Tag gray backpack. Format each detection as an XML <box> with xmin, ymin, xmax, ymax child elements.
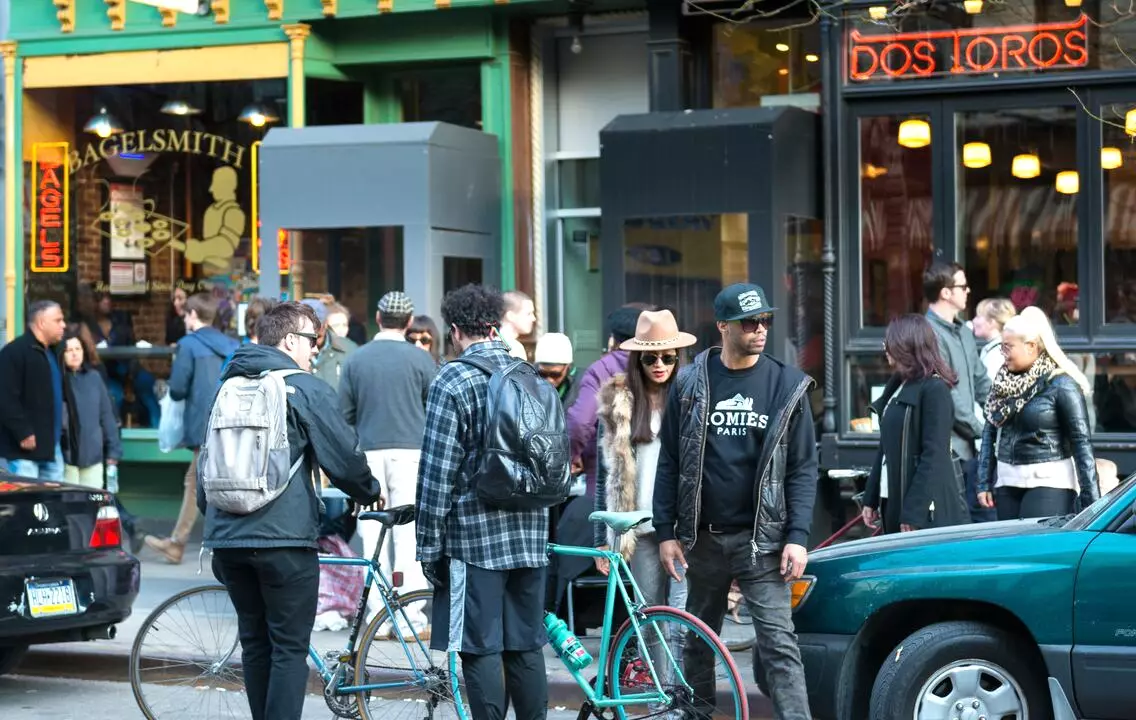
<box><xmin>199</xmin><ymin>369</ymin><xmax>305</xmax><ymax>515</ymax></box>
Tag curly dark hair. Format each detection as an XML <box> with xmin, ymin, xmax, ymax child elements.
<box><xmin>441</xmin><ymin>284</ymin><xmax>504</xmax><ymax>340</ymax></box>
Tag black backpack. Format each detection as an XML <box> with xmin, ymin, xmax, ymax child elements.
<box><xmin>453</xmin><ymin>354</ymin><xmax>572</xmax><ymax>510</ymax></box>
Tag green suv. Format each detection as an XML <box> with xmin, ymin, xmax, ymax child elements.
<box><xmin>791</xmin><ymin>474</ymin><xmax>1136</xmax><ymax>720</ymax></box>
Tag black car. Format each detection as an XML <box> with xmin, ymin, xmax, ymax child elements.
<box><xmin>0</xmin><ymin>473</ymin><xmax>140</xmax><ymax>674</ymax></box>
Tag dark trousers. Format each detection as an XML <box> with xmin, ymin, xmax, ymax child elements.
<box><xmin>212</xmin><ymin>547</ymin><xmax>319</xmax><ymax>720</ymax></box>
<box><xmin>462</xmin><ymin>649</ymin><xmax>548</xmax><ymax>720</ymax></box>
<box><xmin>994</xmin><ymin>486</ymin><xmax>1076</xmax><ymax>520</ymax></box>
<box><xmin>685</xmin><ymin>532</ymin><xmax>811</xmax><ymax>720</ymax></box>
<box><xmin>965</xmin><ymin>458</ymin><xmax>998</xmax><ymax>522</ymax></box>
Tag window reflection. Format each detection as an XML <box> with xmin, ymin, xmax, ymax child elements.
<box><xmin>957</xmin><ymin>107</ymin><xmax>1078</xmax><ymax>321</ymax></box>
<box><xmin>623</xmin><ymin>214</ymin><xmax>748</xmax><ymax>349</ymax></box>
<box><xmin>1101</xmin><ymin>104</ymin><xmax>1136</xmax><ymax>324</ymax></box>
<box><xmin>1094</xmin><ymin>352</ymin><xmax>1136</xmax><ymax>433</ymax></box>
<box><xmin>785</xmin><ymin>216</ymin><xmax>825</xmax><ymax>428</ymax></box>
<box><xmin>713</xmin><ymin>23</ymin><xmax>822</xmax><ymax>108</ymax></box>
<box><xmin>847</xmin><ymin>353</ymin><xmax>891</xmax><ymax>433</ymax></box>
<box><xmin>860</xmin><ymin>115</ymin><xmax>933</xmax><ymax>326</ymax></box>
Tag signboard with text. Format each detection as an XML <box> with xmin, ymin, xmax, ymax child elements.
<box><xmin>30</xmin><ymin>143</ymin><xmax>70</xmax><ymax>273</ymax></box>
<box><xmin>848</xmin><ymin>15</ymin><xmax>1089</xmax><ymax>83</ymax></box>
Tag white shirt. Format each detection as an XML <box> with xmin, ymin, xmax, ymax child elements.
<box><xmin>634</xmin><ymin>411</ymin><xmax>663</xmax><ymax>535</ymax></box>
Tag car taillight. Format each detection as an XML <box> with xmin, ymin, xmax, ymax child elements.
<box><xmin>90</xmin><ymin>505</ymin><xmax>122</xmax><ymax>549</ymax></box>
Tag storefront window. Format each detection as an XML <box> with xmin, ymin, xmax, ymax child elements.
<box><xmin>1101</xmin><ymin>103</ymin><xmax>1136</xmax><ymax>324</ymax></box>
<box><xmin>957</xmin><ymin>107</ymin><xmax>1078</xmax><ymax>320</ymax></box>
<box><xmin>298</xmin><ymin>227</ymin><xmax>403</xmax><ymax>339</ymax></box>
<box><xmin>1095</xmin><ymin>352</ymin><xmax>1136</xmax><ymax>433</ymax></box>
<box><xmin>24</xmin><ymin>81</ymin><xmax>286</xmax><ymax>428</ymax></box>
<box><xmin>847</xmin><ymin>353</ymin><xmax>891</xmax><ymax>433</ymax></box>
<box><xmin>859</xmin><ymin>114</ymin><xmax>933</xmax><ymax>326</ymax></box>
<box><xmin>845</xmin><ymin>1</ymin><xmax>1136</xmax><ymax>85</ymax></box>
<box><xmin>785</xmin><ymin>216</ymin><xmax>825</xmax><ymax>426</ymax></box>
<box><xmin>396</xmin><ymin>65</ymin><xmax>482</xmax><ymax>130</ymax></box>
<box><xmin>558</xmin><ymin>159</ymin><xmax>600</xmax><ymax>209</ymax></box>
<box><xmin>713</xmin><ymin>23</ymin><xmax>821</xmax><ymax>109</ymax></box>
<box><xmin>623</xmin><ymin>214</ymin><xmax>749</xmax><ymax>349</ymax></box>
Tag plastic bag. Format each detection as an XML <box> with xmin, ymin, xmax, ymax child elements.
<box><xmin>158</xmin><ymin>394</ymin><xmax>185</xmax><ymax>453</ymax></box>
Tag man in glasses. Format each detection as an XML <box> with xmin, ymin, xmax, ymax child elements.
<box><xmin>923</xmin><ymin>260</ymin><xmax>992</xmax><ymax>522</ymax></box>
<box><xmin>303</xmin><ymin>298</ymin><xmax>358</xmax><ymax>392</ymax></box>
<box><xmin>144</xmin><ymin>292</ymin><xmax>239</xmax><ymax>564</ymax></box>
<box><xmin>339</xmin><ymin>290</ymin><xmax>437</xmax><ymax>631</ymax></box>
<box><xmin>534</xmin><ymin>332</ymin><xmax>575</xmax><ymax>403</ymax></box>
<box><xmin>654</xmin><ymin>282</ymin><xmax>817</xmax><ymax>720</ymax></box>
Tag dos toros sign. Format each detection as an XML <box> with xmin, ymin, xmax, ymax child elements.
<box><xmin>848</xmin><ymin>15</ymin><xmax>1089</xmax><ymax>82</ymax></box>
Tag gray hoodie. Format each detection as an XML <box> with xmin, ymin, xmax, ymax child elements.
<box><xmin>926</xmin><ymin>310</ymin><xmax>992</xmax><ymax>459</ymax></box>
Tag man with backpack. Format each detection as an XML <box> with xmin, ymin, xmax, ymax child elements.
<box><xmin>417</xmin><ymin>283</ymin><xmax>571</xmax><ymax>720</ymax></box>
<box><xmin>198</xmin><ymin>301</ymin><xmax>382</xmax><ymax>720</ymax></box>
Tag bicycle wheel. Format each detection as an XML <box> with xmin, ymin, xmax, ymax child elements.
<box><xmin>605</xmin><ymin>606</ymin><xmax>749</xmax><ymax>720</ymax></box>
<box><xmin>354</xmin><ymin>588</ymin><xmax>468</xmax><ymax>720</ymax></box>
<box><xmin>130</xmin><ymin>585</ymin><xmax>250</xmax><ymax>720</ymax></box>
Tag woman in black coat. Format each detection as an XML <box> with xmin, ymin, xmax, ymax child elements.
<box><xmin>862</xmin><ymin>314</ymin><xmax>971</xmax><ymax>533</ymax></box>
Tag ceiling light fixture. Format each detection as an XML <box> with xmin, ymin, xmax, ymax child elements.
<box><xmin>160</xmin><ymin>99</ymin><xmax>202</xmax><ymax>116</ymax></box>
<box><xmin>1064</xmin><ymin>0</ymin><xmax>1083</xmax><ymax>6</ymax></box>
<box><xmin>897</xmin><ymin>119</ymin><xmax>931</xmax><ymax>148</ymax></box>
<box><xmin>962</xmin><ymin>142</ymin><xmax>991</xmax><ymax>168</ymax></box>
<box><xmin>84</xmin><ymin>107</ymin><xmax>123</xmax><ymax>139</ymax></box>
<box><xmin>868</xmin><ymin>6</ymin><xmax>887</xmax><ymax>20</ymax></box>
<box><xmin>1126</xmin><ymin>108</ymin><xmax>1136</xmax><ymax>136</ymax></box>
<box><xmin>1102</xmin><ymin>147</ymin><xmax>1124</xmax><ymax>169</ymax></box>
<box><xmin>805</xmin><ymin>53</ymin><xmax>819</xmax><ymax>63</ymax></box>
<box><xmin>238</xmin><ymin>102</ymin><xmax>279</xmax><ymax>128</ymax></box>
<box><xmin>1011</xmin><ymin>153</ymin><xmax>1041</xmax><ymax>179</ymax></box>
<box><xmin>1055</xmin><ymin>170</ymin><xmax>1079</xmax><ymax>194</ymax></box>
<box><xmin>964</xmin><ymin>0</ymin><xmax>983</xmax><ymax>13</ymax></box>
<box><xmin>776</xmin><ymin>43</ymin><xmax>790</xmax><ymax>52</ymax></box>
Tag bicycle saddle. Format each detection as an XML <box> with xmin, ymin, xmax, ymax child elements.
<box><xmin>589</xmin><ymin>511</ymin><xmax>652</xmax><ymax>535</ymax></box>
<box><xmin>360</xmin><ymin>504</ymin><xmax>416</xmax><ymax>527</ymax></box>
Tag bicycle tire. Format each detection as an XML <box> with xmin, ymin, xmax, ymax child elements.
<box><xmin>355</xmin><ymin>588</ymin><xmax>468</xmax><ymax>720</ymax></box>
<box><xmin>604</xmin><ymin>606</ymin><xmax>749</xmax><ymax>720</ymax></box>
<box><xmin>130</xmin><ymin>584</ymin><xmax>244</xmax><ymax>720</ymax></box>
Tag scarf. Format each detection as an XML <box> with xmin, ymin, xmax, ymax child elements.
<box><xmin>985</xmin><ymin>352</ymin><xmax>1057</xmax><ymax>428</ymax></box>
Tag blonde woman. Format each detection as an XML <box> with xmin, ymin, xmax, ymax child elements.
<box><xmin>976</xmin><ymin>306</ymin><xmax>1099</xmax><ymax>519</ymax></box>
<box><xmin>972</xmin><ymin>297</ymin><xmax>1016</xmax><ymax>384</ymax></box>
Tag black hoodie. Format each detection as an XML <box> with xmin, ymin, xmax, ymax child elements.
<box><xmin>196</xmin><ymin>344</ymin><xmax>381</xmax><ymax>549</ymax></box>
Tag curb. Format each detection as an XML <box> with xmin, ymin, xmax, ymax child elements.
<box><xmin>19</xmin><ymin>646</ymin><xmax>773</xmax><ymax>716</ymax></box>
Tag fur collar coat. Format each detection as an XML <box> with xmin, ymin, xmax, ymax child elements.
<box><xmin>596</xmin><ymin>373</ymin><xmax>646</xmax><ymax>557</ymax></box>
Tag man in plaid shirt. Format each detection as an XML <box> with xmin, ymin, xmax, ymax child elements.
<box><xmin>416</xmin><ymin>283</ymin><xmax>550</xmax><ymax>720</ymax></box>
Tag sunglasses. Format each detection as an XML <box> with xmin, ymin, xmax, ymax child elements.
<box><xmin>291</xmin><ymin>331</ymin><xmax>319</xmax><ymax>349</ymax></box>
<box><xmin>407</xmin><ymin>334</ymin><xmax>433</xmax><ymax>348</ymax></box>
<box><xmin>738</xmin><ymin>315</ymin><xmax>774</xmax><ymax>333</ymax></box>
<box><xmin>538</xmin><ymin>365</ymin><xmax>568</xmax><ymax>379</ymax></box>
<box><xmin>640</xmin><ymin>353</ymin><xmax>678</xmax><ymax>367</ymax></box>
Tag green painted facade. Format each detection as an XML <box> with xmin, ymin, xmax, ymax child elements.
<box><xmin>9</xmin><ymin>1</ymin><xmax>535</xmax><ymax>465</ymax></box>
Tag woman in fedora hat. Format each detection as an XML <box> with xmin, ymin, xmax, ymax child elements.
<box><xmin>592</xmin><ymin>309</ymin><xmax>697</xmax><ymax>605</ymax></box>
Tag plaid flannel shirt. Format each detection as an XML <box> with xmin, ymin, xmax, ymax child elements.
<box><xmin>415</xmin><ymin>341</ymin><xmax>549</xmax><ymax>570</ymax></box>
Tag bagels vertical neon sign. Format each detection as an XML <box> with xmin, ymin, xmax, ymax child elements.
<box><xmin>30</xmin><ymin>142</ymin><xmax>70</xmax><ymax>273</ymax></box>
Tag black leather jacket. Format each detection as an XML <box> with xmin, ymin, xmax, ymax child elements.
<box><xmin>653</xmin><ymin>348</ymin><xmax>818</xmax><ymax>557</ymax></box>
<box><xmin>977</xmin><ymin>373</ymin><xmax>1099</xmax><ymax>508</ymax></box>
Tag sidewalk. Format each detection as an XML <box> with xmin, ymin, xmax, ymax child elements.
<box><xmin>17</xmin><ymin>538</ymin><xmax>773</xmax><ymax>716</ymax></box>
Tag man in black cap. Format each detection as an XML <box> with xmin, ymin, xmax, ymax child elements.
<box><xmin>653</xmin><ymin>283</ymin><xmax>816</xmax><ymax>720</ymax></box>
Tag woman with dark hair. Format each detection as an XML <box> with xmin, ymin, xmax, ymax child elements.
<box><xmin>166</xmin><ymin>287</ymin><xmax>188</xmax><ymax>346</ymax></box>
<box><xmin>862</xmin><ymin>314</ymin><xmax>970</xmax><ymax>533</ymax></box>
<box><xmin>406</xmin><ymin>314</ymin><xmax>442</xmax><ymax>365</ymax></box>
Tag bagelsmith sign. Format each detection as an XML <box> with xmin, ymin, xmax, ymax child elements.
<box><xmin>848</xmin><ymin>15</ymin><xmax>1088</xmax><ymax>82</ymax></box>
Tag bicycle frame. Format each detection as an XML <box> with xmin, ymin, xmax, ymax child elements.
<box><xmin>311</xmin><ymin>522</ymin><xmax>432</xmax><ymax>697</ymax></box>
<box><xmin>545</xmin><ymin>542</ymin><xmax>677</xmax><ymax>710</ymax></box>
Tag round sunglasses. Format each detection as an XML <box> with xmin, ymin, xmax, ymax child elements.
<box><xmin>640</xmin><ymin>353</ymin><xmax>678</xmax><ymax>367</ymax></box>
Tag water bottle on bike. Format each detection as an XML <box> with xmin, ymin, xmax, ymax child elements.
<box><xmin>544</xmin><ymin>612</ymin><xmax>592</xmax><ymax>670</ymax></box>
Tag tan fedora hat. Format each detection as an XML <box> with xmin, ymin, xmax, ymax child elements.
<box><xmin>619</xmin><ymin>310</ymin><xmax>697</xmax><ymax>351</ymax></box>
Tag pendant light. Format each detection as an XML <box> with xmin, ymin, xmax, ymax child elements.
<box><xmin>962</xmin><ymin>142</ymin><xmax>991</xmax><ymax>168</ymax></box>
<box><xmin>160</xmin><ymin>99</ymin><xmax>202</xmax><ymax>116</ymax></box>
<box><xmin>868</xmin><ymin>6</ymin><xmax>887</xmax><ymax>20</ymax></box>
<box><xmin>1011</xmin><ymin>153</ymin><xmax>1041</xmax><ymax>179</ymax></box>
<box><xmin>1064</xmin><ymin>0</ymin><xmax>1083</xmax><ymax>6</ymax></box>
<box><xmin>897</xmin><ymin>119</ymin><xmax>931</xmax><ymax>148</ymax></box>
<box><xmin>1126</xmin><ymin>108</ymin><xmax>1136</xmax><ymax>136</ymax></box>
<box><xmin>84</xmin><ymin>107</ymin><xmax>123</xmax><ymax>139</ymax></box>
<box><xmin>964</xmin><ymin>0</ymin><xmax>983</xmax><ymax>13</ymax></box>
<box><xmin>238</xmin><ymin>102</ymin><xmax>279</xmax><ymax>128</ymax></box>
<box><xmin>1055</xmin><ymin>171</ymin><xmax>1079</xmax><ymax>194</ymax></box>
<box><xmin>1102</xmin><ymin>147</ymin><xmax>1123</xmax><ymax>169</ymax></box>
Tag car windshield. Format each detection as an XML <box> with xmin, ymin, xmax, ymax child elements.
<box><xmin>1063</xmin><ymin>474</ymin><xmax>1136</xmax><ymax>530</ymax></box>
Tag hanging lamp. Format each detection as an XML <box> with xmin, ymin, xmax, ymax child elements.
<box><xmin>964</xmin><ymin>0</ymin><xmax>983</xmax><ymax>13</ymax></box>
<box><xmin>897</xmin><ymin>119</ymin><xmax>931</xmax><ymax>148</ymax></box>
<box><xmin>160</xmin><ymin>99</ymin><xmax>202</xmax><ymax>116</ymax></box>
<box><xmin>238</xmin><ymin>102</ymin><xmax>280</xmax><ymax>128</ymax></box>
<box><xmin>84</xmin><ymin>107</ymin><xmax>123</xmax><ymax>139</ymax></box>
<box><xmin>868</xmin><ymin>6</ymin><xmax>887</xmax><ymax>20</ymax></box>
<box><xmin>1064</xmin><ymin>0</ymin><xmax>1083</xmax><ymax>6</ymax></box>
<box><xmin>962</xmin><ymin>142</ymin><xmax>991</xmax><ymax>168</ymax></box>
<box><xmin>1102</xmin><ymin>147</ymin><xmax>1123</xmax><ymax>169</ymax></box>
<box><xmin>1055</xmin><ymin>171</ymin><xmax>1079</xmax><ymax>194</ymax></box>
<box><xmin>1011</xmin><ymin>153</ymin><xmax>1041</xmax><ymax>179</ymax></box>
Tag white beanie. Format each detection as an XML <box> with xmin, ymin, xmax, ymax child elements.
<box><xmin>534</xmin><ymin>332</ymin><xmax>573</xmax><ymax>365</ymax></box>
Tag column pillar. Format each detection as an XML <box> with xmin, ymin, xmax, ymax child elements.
<box><xmin>647</xmin><ymin>0</ymin><xmax>690</xmax><ymax>112</ymax></box>
<box><xmin>283</xmin><ymin>23</ymin><xmax>309</xmax><ymax>300</ymax></box>
<box><xmin>2</xmin><ymin>42</ymin><xmax>17</xmax><ymax>341</ymax></box>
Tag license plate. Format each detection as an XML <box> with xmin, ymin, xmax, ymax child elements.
<box><xmin>26</xmin><ymin>579</ymin><xmax>78</xmax><ymax>618</ymax></box>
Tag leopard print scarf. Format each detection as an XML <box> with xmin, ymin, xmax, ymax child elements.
<box><xmin>985</xmin><ymin>352</ymin><xmax>1057</xmax><ymax>428</ymax></box>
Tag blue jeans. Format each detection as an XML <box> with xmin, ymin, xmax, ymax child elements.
<box><xmin>9</xmin><ymin>443</ymin><xmax>65</xmax><ymax>481</ymax></box>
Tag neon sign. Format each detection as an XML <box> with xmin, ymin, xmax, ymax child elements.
<box><xmin>30</xmin><ymin>142</ymin><xmax>70</xmax><ymax>273</ymax></box>
<box><xmin>848</xmin><ymin>15</ymin><xmax>1088</xmax><ymax>82</ymax></box>
<box><xmin>249</xmin><ymin>141</ymin><xmax>290</xmax><ymax>276</ymax></box>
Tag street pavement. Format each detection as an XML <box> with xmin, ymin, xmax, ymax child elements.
<box><xmin>10</xmin><ymin>537</ymin><xmax>772</xmax><ymax>718</ymax></box>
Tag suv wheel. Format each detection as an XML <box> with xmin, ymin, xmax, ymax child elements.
<box><xmin>0</xmin><ymin>645</ymin><xmax>28</xmax><ymax>676</ymax></box>
<box><xmin>869</xmin><ymin>621</ymin><xmax>1051</xmax><ymax>720</ymax></box>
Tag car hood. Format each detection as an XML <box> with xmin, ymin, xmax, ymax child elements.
<box><xmin>811</xmin><ymin>517</ymin><xmax>1066</xmax><ymax>562</ymax></box>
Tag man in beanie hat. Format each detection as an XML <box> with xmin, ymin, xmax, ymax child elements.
<box><xmin>566</xmin><ymin>303</ymin><xmax>656</xmax><ymax>496</ymax></box>
<box><xmin>654</xmin><ymin>282</ymin><xmax>816</xmax><ymax>719</ymax></box>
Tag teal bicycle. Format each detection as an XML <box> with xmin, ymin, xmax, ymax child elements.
<box><xmin>449</xmin><ymin>510</ymin><xmax>749</xmax><ymax>720</ymax></box>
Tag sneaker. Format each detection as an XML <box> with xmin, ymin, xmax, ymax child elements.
<box><xmin>143</xmin><ymin>535</ymin><xmax>185</xmax><ymax>564</ymax></box>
